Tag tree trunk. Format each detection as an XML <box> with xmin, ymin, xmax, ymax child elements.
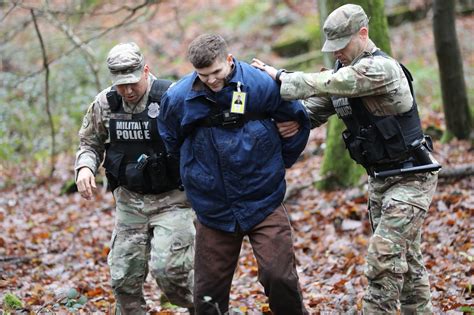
<box><xmin>433</xmin><ymin>0</ymin><xmax>472</xmax><ymax>141</ymax></box>
<box><xmin>360</xmin><ymin>0</ymin><xmax>391</xmax><ymax>54</ymax></box>
<box><xmin>317</xmin><ymin>0</ymin><xmax>390</xmax><ymax>190</ymax></box>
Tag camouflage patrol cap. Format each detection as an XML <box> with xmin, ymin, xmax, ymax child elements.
<box><xmin>106</xmin><ymin>42</ymin><xmax>145</xmax><ymax>85</ymax></box>
<box><xmin>321</xmin><ymin>4</ymin><xmax>368</xmax><ymax>52</ymax></box>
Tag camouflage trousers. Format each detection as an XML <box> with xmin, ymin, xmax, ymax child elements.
<box><xmin>363</xmin><ymin>171</ymin><xmax>438</xmax><ymax>315</ymax></box>
<box><xmin>108</xmin><ymin>186</ymin><xmax>195</xmax><ymax>315</ymax></box>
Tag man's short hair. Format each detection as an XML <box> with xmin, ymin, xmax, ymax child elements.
<box><xmin>187</xmin><ymin>34</ymin><xmax>228</xmax><ymax>69</ymax></box>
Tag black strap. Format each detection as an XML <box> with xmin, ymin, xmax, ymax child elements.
<box><xmin>106</xmin><ymin>86</ymin><xmax>121</xmax><ymax>112</ymax></box>
<box><xmin>107</xmin><ymin>79</ymin><xmax>172</xmax><ymax>113</ymax></box>
<box><xmin>149</xmin><ymin>79</ymin><xmax>172</xmax><ymax>103</ymax></box>
<box><xmin>399</xmin><ymin>63</ymin><xmax>415</xmax><ymax>97</ymax></box>
<box><xmin>197</xmin><ymin>111</ymin><xmax>270</xmax><ymax>128</ymax></box>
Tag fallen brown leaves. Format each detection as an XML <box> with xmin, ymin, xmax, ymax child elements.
<box><xmin>2</xmin><ymin>12</ymin><xmax>474</xmax><ymax>314</ymax></box>
<box><xmin>0</xmin><ymin>132</ymin><xmax>472</xmax><ymax>313</ymax></box>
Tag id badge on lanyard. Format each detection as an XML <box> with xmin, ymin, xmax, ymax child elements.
<box><xmin>230</xmin><ymin>81</ymin><xmax>246</xmax><ymax>114</ymax></box>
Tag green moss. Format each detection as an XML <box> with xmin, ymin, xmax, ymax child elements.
<box><xmin>222</xmin><ymin>1</ymin><xmax>271</xmax><ymax>30</ymax></box>
<box><xmin>440</xmin><ymin>130</ymin><xmax>455</xmax><ymax>144</ymax></box>
<box><xmin>272</xmin><ymin>38</ymin><xmax>311</xmax><ymax>58</ymax></box>
<box><xmin>3</xmin><ymin>293</ymin><xmax>23</xmax><ymax>311</ymax></box>
<box><xmin>272</xmin><ymin>16</ymin><xmax>321</xmax><ymax>57</ymax></box>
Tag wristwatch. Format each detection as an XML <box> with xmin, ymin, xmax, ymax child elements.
<box><xmin>275</xmin><ymin>69</ymin><xmax>287</xmax><ymax>84</ymax></box>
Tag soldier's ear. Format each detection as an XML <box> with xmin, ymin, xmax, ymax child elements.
<box><xmin>359</xmin><ymin>27</ymin><xmax>369</xmax><ymax>39</ymax></box>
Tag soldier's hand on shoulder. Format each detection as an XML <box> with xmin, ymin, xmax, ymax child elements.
<box><xmin>76</xmin><ymin>167</ymin><xmax>96</xmax><ymax>200</ymax></box>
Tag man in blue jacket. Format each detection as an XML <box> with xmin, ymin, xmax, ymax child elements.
<box><xmin>158</xmin><ymin>34</ymin><xmax>309</xmax><ymax>315</ymax></box>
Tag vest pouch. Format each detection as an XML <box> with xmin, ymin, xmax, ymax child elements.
<box><xmin>359</xmin><ymin>124</ymin><xmax>385</xmax><ymax>165</ymax></box>
<box><xmin>103</xmin><ymin>151</ymin><xmax>124</xmax><ymax>192</ymax></box>
<box><xmin>374</xmin><ymin>116</ymin><xmax>407</xmax><ymax>159</ymax></box>
<box><xmin>144</xmin><ymin>154</ymin><xmax>170</xmax><ymax>193</ymax></box>
<box><xmin>124</xmin><ymin>162</ymin><xmax>148</xmax><ymax>193</ymax></box>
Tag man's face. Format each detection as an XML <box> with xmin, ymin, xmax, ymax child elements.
<box><xmin>195</xmin><ymin>54</ymin><xmax>233</xmax><ymax>92</ymax></box>
<box><xmin>333</xmin><ymin>31</ymin><xmax>365</xmax><ymax>66</ymax></box>
<box><xmin>115</xmin><ymin>65</ymin><xmax>149</xmax><ymax>104</ymax></box>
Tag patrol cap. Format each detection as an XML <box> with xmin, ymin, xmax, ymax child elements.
<box><xmin>321</xmin><ymin>4</ymin><xmax>368</xmax><ymax>52</ymax></box>
<box><xmin>106</xmin><ymin>42</ymin><xmax>145</xmax><ymax>85</ymax></box>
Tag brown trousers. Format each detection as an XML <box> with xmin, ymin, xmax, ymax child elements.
<box><xmin>193</xmin><ymin>205</ymin><xmax>308</xmax><ymax>315</ymax></box>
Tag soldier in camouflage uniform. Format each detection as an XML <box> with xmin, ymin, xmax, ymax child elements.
<box><xmin>75</xmin><ymin>42</ymin><xmax>195</xmax><ymax>314</ymax></box>
<box><xmin>253</xmin><ymin>4</ymin><xmax>439</xmax><ymax>314</ymax></box>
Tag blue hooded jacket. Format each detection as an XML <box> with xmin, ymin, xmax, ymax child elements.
<box><xmin>158</xmin><ymin>59</ymin><xmax>309</xmax><ymax>232</ymax></box>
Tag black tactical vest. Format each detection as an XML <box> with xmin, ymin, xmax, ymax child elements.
<box><xmin>332</xmin><ymin>50</ymin><xmax>424</xmax><ymax>169</ymax></box>
<box><xmin>103</xmin><ymin>79</ymin><xmax>180</xmax><ymax>194</ymax></box>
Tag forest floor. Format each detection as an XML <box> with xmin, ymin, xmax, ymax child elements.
<box><xmin>0</xmin><ymin>11</ymin><xmax>473</xmax><ymax>315</ymax></box>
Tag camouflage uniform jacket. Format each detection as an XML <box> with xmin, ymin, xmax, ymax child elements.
<box><xmin>280</xmin><ymin>40</ymin><xmax>414</xmax><ymax>129</ymax></box>
<box><xmin>75</xmin><ymin>74</ymin><xmax>155</xmax><ymax>177</ymax></box>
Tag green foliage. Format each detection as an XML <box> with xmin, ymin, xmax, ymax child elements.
<box><xmin>66</xmin><ymin>288</ymin><xmax>79</xmax><ymax>299</ymax></box>
<box><xmin>405</xmin><ymin>59</ymin><xmax>443</xmax><ymax>112</ymax></box>
<box><xmin>60</xmin><ymin>179</ymin><xmax>78</xmax><ymax>195</ymax></box>
<box><xmin>80</xmin><ymin>0</ymin><xmax>100</xmax><ymax>10</ymax></box>
<box><xmin>57</xmin><ymin>288</ymin><xmax>87</xmax><ymax>312</ymax></box>
<box><xmin>222</xmin><ymin>1</ymin><xmax>271</xmax><ymax>30</ymax></box>
<box><xmin>178</xmin><ymin>1</ymin><xmax>270</xmax><ymax>35</ymax></box>
<box><xmin>159</xmin><ymin>293</ymin><xmax>179</xmax><ymax>310</ymax></box>
<box><xmin>0</xmin><ymin>47</ymin><xmax>107</xmax><ymax>163</ymax></box>
<box><xmin>459</xmin><ymin>305</ymin><xmax>473</xmax><ymax>313</ymax></box>
<box><xmin>2</xmin><ymin>292</ymin><xmax>23</xmax><ymax>312</ymax></box>
<box><xmin>272</xmin><ymin>15</ymin><xmax>321</xmax><ymax>57</ymax></box>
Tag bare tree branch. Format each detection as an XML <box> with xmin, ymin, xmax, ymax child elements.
<box><xmin>31</xmin><ymin>8</ymin><xmax>56</xmax><ymax>177</ymax></box>
<box><xmin>1</xmin><ymin>18</ymin><xmax>32</xmax><ymax>44</ymax></box>
<box><xmin>11</xmin><ymin>0</ymin><xmax>157</xmax><ymax>88</ymax></box>
<box><xmin>13</xmin><ymin>1</ymin><xmax>150</xmax><ymax>16</ymax></box>
<box><xmin>0</xmin><ymin>255</ymin><xmax>39</xmax><ymax>264</ymax></box>
<box><xmin>0</xmin><ymin>1</ymin><xmax>18</xmax><ymax>23</ymax></box>
<box><xmin>172</xmin><ymin>2</ymin><xmax>186</xmax><ymax>40</ymax></box>
<box><xmin>42</xmin><ymin>3</ymin><xmax>102</xmax><ymax>91</ymax></box>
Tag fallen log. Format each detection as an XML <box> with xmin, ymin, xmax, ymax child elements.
<box><xmin>0</xmin><ymin>255</ymin><xmax>37</xmax><ymax>264</ymax></box>
<box><xmin>438</xmin><ymin>164</ymin><xmax>474</xmax><ymax>178</ymax></box>
<box><xmin>284</xmin><ymin>164</ymin><xmax>474</xmax><ymax>201</ymax></box>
